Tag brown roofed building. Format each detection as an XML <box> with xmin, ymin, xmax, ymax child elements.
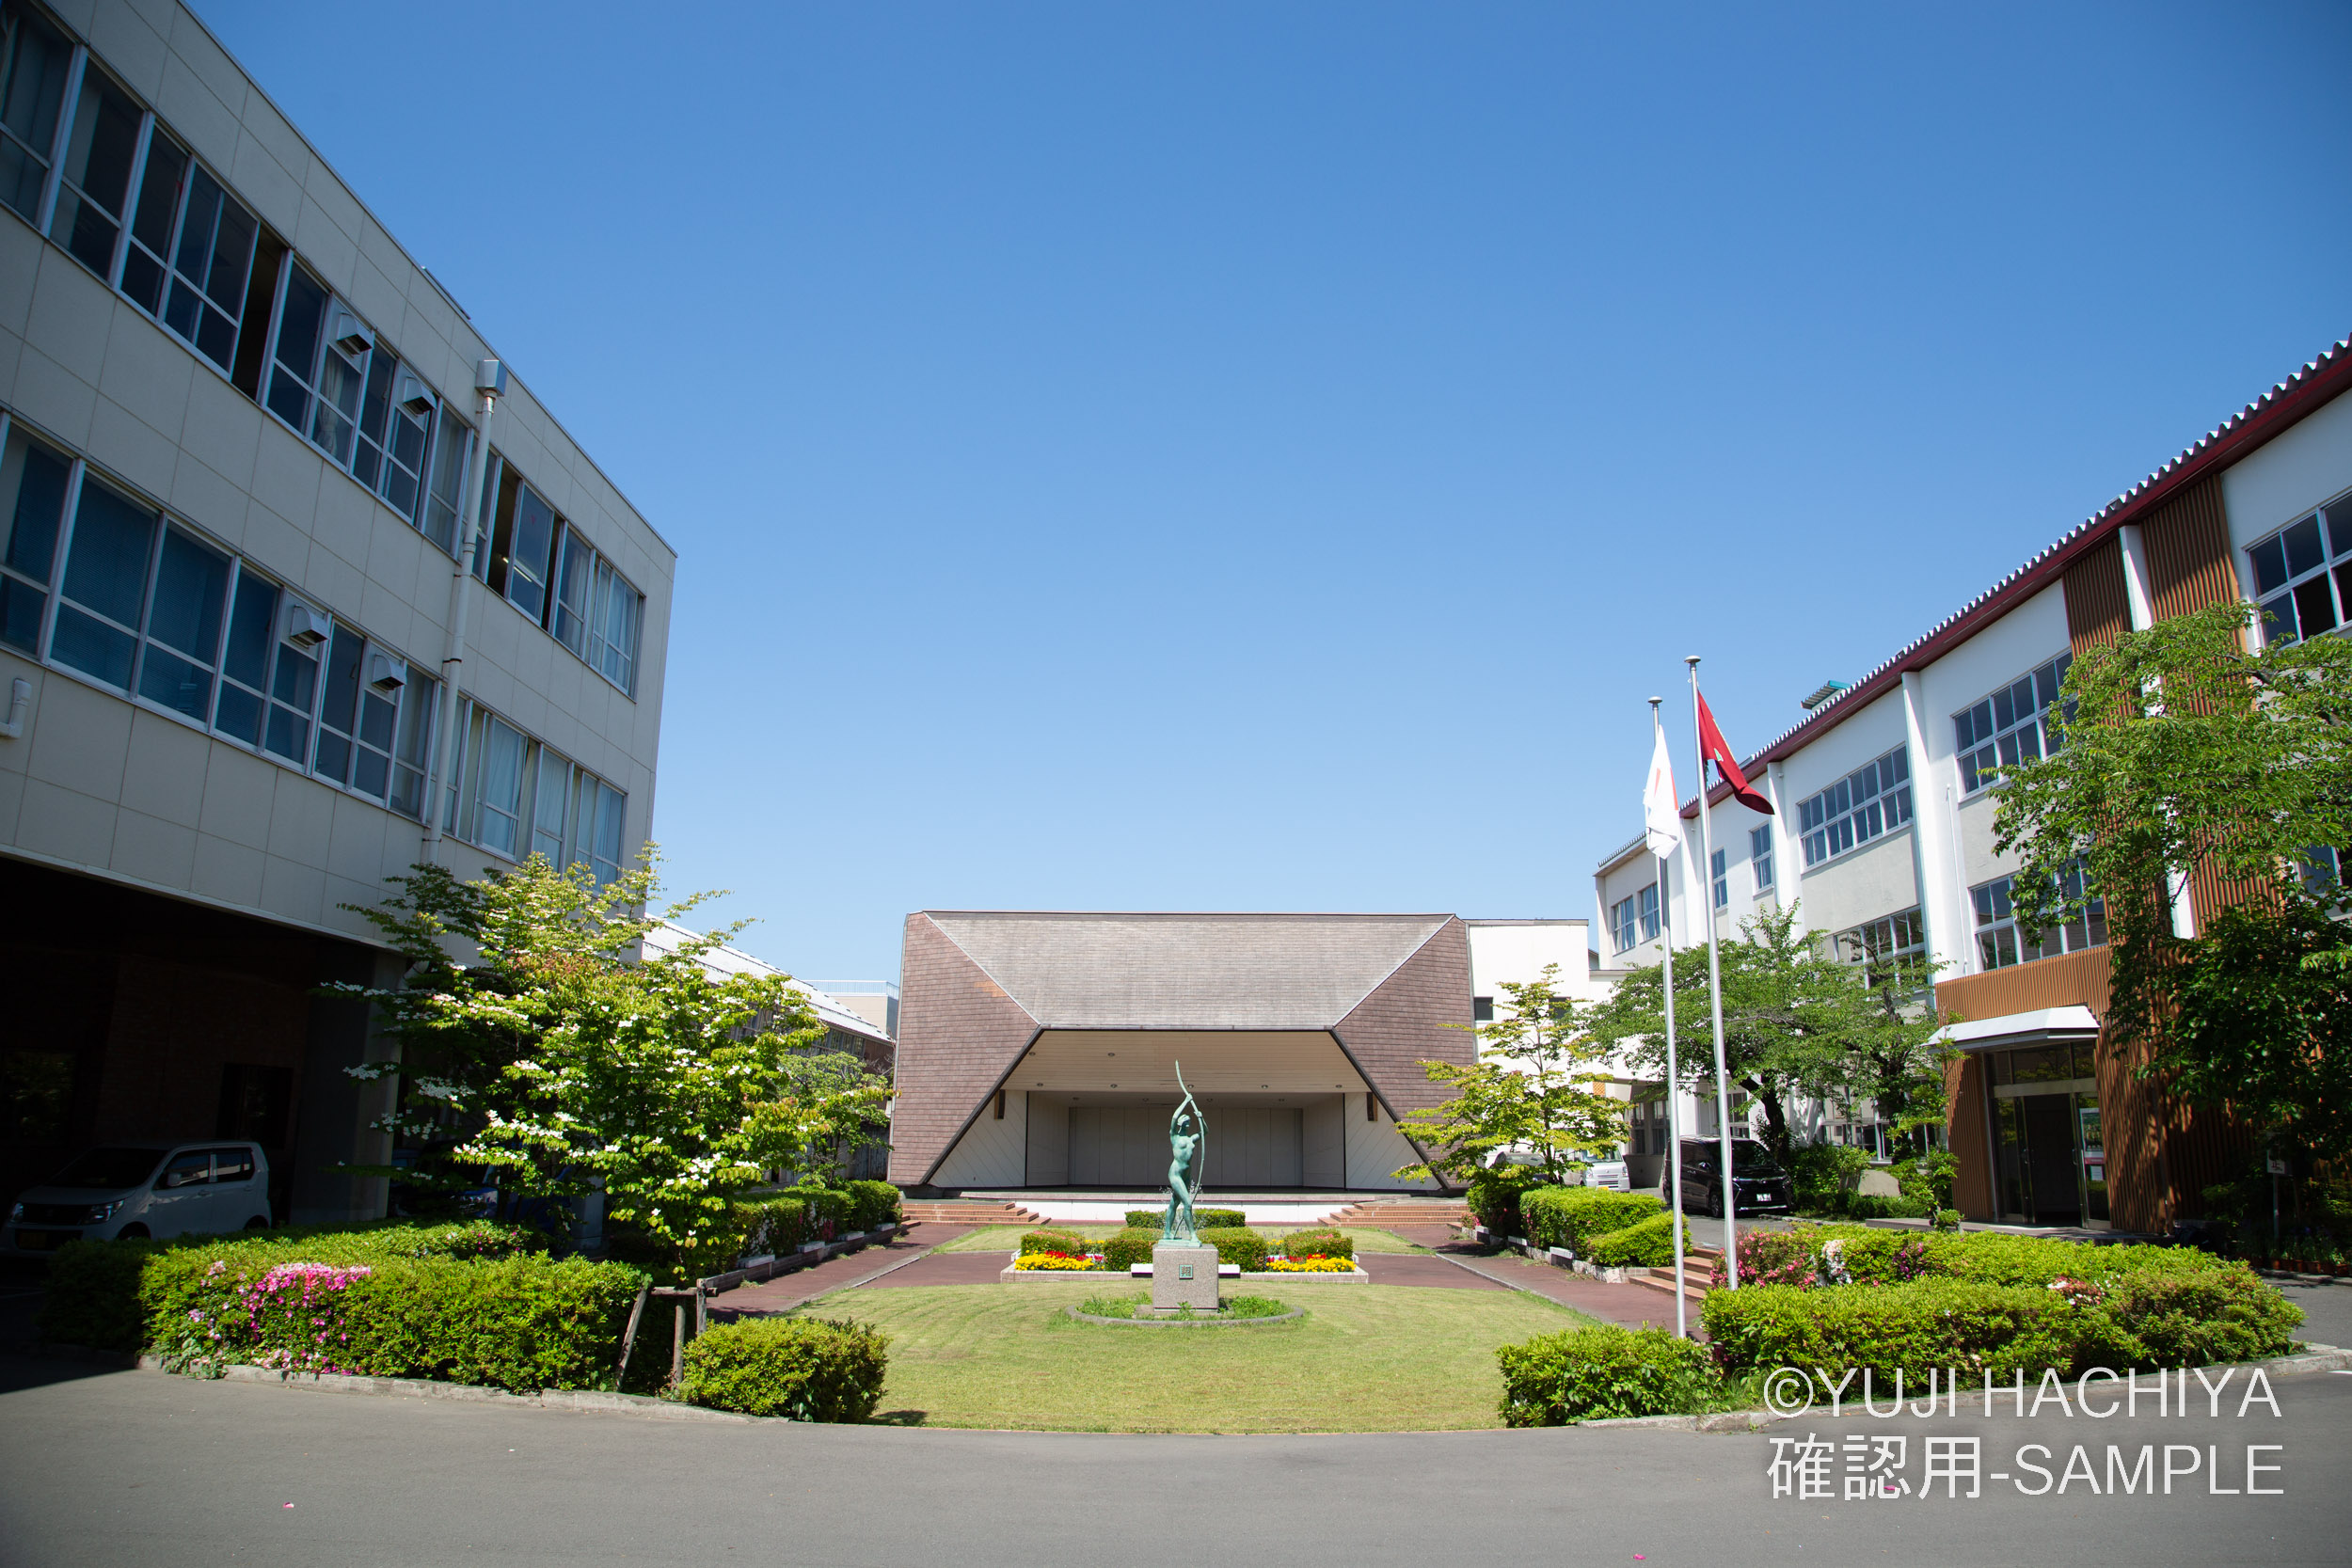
<box><xmin>889</xmin><ymin>911</ymin><xmax>1481</xmax><ymax>1194</ymax></box>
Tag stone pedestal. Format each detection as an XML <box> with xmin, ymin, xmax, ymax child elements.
<box><xmin>1151</xmin><ymin>1242</ymin><xmax>1221</xmax><ymax>1313</ymax></box>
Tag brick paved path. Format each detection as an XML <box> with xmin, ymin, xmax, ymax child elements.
<box><xmin>1432</xmin><ymin>1248</ymin><xmax>1705</xmax><ymax>1334</ymax></box>
<box><xmin>708</xmin><ymin>1227</ymin><xmax>969</xmax><ymax>1317</ymax></box>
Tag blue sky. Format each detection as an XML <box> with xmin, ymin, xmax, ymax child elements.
<box><xmin>199</xmin><ymin>1</ymin><xmax>2352</xmax><ymax>982</ymax></box>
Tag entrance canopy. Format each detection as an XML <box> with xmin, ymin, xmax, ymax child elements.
<box><xmin>890</xmin><ymin>911</ymin><xmax>1473</xmax><ymax>1190</ymax></box>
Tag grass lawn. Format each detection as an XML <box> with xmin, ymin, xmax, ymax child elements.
<box><xmin>804</xmin><ymin>1280</ymin><xmax>1596</xmax><ymax>1433</ymax></box>
<box><xmin>930</xmin><ymin>1224</ymin><xmax>1424</xmax><ymax>1255</ymax></box>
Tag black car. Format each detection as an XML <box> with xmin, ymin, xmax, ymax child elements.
<box><xmin>1661</xmin><ymin>1137</ymin><xmax>1793</xmax><ymax>1216</ymax></box>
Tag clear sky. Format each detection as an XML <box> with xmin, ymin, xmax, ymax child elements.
<box><xmin>199</xmin><ymin>1</ymin><xmax>2352</xmax><ymax>983</ymax></box>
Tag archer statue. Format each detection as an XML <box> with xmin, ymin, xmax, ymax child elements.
<box><xmin>1160</xmin><ymin>1065</ymin><xmax>1207</xmax><ymax>1244</ymax></box>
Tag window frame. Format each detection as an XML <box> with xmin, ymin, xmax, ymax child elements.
<box><xmin>1749</xmin><ymin>824</ymin><xmax>1773</xmax><ymax>894</ymax></box>
<box><xmin>1951</xmin><ymin>653</ymin><xmax>2073</xmax><ymax>798</ymax></box>
<box><xmin>2246</xmin><ymin>493</ymin><xmax>2352</xmax><ymax>648</ymax></box>
<box><xmin>1709</xmin><ymin>847</ymin><xmax>1727</xmax><ymax>910</ymax></box>
<box><xmin>1794</xmin><ymin>745</ymin><xmax>1914</xmax><ymax>869</ymax></box>
<box><xmin>1970</xmin><ymin>863</ymin><xmax>2106</xmax><ymax>973</ymax></box>
<box><xmin>438</xmin><ymin>691</ymin><xmax>629</xmax><ymax>882</ymax></box>
<box><xmin>0</xmin><ymin>405</ymin><xmax>442</xmax><ymax>822</ymax></box>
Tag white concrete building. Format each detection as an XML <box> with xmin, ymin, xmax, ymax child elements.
<box><xmin>1593</xmin><ymin>337</ymin><xmax>2352</xmax><ymax>1230</ymax></box>
<box><xmin>0</xmin><ymin>0</ymin><xmax>673</xmax><ymax>1226</ymax></box>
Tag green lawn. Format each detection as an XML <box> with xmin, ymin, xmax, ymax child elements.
<box><xmin>802</xmin><ymin>1280</ymin><xmax>1596</xmax><ymax>1432</ymax></box>
<box><xmin>930</xmin><ymin>1224</ymin><xmax>1424</xmax><ymax>1255</ymax></box>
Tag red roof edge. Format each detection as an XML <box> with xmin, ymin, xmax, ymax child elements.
<box><xmin>1672</xmin><ymin>334</ymin><xmax>2352</xmax><ymax>823</ymax></box>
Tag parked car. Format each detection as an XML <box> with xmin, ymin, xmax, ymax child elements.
<box><xmin>4</xmin><ymin>1142</ymin><xmax>272</xmax><ymax>1255</ymax></box>
<box><xmin>1582</xmin><ymin>1159</ymin><xmax>1631</xmax><ymax>1192</ymax></box>
<box><xmin>1661</xmin><ymin>1137</ymin><xmax>1792</xmax><ymax>1216</ymax></box>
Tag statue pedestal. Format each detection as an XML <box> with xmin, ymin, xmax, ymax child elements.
<box><xmin>1151</xmin><ymin>1243</ymin><xmax>1221</xmax><ymax>1313</ymax></box>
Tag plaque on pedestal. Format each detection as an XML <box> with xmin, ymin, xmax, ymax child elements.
<box><xmin>1152</xmin><ymin>1242</ymin><xmax>1220</xmax><ymax>1312</ymax></box>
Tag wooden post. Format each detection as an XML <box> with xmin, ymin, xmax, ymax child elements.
<box><xmin>612</xmin><ymin>1282</ymin><xmax>650</xmax><ymax>1386</ymax></box>
<box><xmin>671</xmin><ymin>1302</ymin><xmax>685</xmax><ymax>1389</ymax></box>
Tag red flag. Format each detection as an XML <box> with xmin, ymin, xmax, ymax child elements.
<box><xmin>1696</xmin><ymin>692</ymin><xmax>1773</xmax><ymax>815</ymax></box>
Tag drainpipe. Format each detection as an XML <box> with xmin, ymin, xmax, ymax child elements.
<box><xmin>421</xmin><ymin>358</ymin><xmax>506</xmax><ymax>856</ymax></box>
<box><xmin>0</xmin><ymin>677</ymin><xmax>28</xmax><ymax>739</ymax></box>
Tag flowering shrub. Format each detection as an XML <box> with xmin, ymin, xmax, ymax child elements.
<box><xmin>1010</xmin><ymin>1252</ymin><xmax>1101</xmax><ymax>1271</ymax></box>
<box><xmin>1711</xmin><ymin>1229</ymin><xmax>1818</xmax><ymax>1290</ymax></box>
<box><xmin>2045</xmin><ymin>1275</ymin><xmax>2106</xmax><ymax>1308</ymax></box>
<box><xmin>1262</xmin><ymin>1257</ymin><xmax>1357</xmax><ymax>1273</ymax></box>
<box><xmin>227</xmin><ymin>1262</ymin><xmax>375</xmax><ymax>1376</ymax></box>
<box><xmin>1891</xmin><ymin>1239</ymin><xmax>1929</xmax><ymax>1282</ymax></box>
<box><xmin>1277</xmin><ymin>1228</ymin><xmax>1355</xmax><ymax>1260</ymax></box>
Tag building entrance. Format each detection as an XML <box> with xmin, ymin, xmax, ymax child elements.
<box><xmin>1986</xmin><ymin>1042</ymin><xmax>2108</xmax><ymax>1228</ymax></box>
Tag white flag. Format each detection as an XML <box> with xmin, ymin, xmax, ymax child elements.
<box><xmin>1644</xmin><ymin>722</ymin><xmax>1682</xmax><ymax>860</ymax></box>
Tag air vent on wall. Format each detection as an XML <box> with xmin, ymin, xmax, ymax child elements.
<box><xmin>393</xmin><ymin>370</ymin><xmax>435</xmax><ymax>414</ymax></box>
<box><xmin>364</xmin><ymin>653</ymin><xmax>407</xmax><ymax>693</ymax></box>
<box><xmin>326</xmin><ymin>307</ymin><xmax>373</xmax><ymax>358</ymax></box>
<box><xmin>281</xmin><ymin>601</ymin><xmax>330</xmax><ymax>649</ymax></box>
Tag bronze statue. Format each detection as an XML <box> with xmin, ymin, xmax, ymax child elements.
<box><xmin>1159</xmin><ymin>1065</ymin><xmax>1206</xmax><ymax>1243</ymax></box>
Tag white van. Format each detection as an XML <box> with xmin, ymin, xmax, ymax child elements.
<box><xmin>4</xmin><ymin>1143</ymin><xmax>272</xmax><ymax>1254</ymax></box>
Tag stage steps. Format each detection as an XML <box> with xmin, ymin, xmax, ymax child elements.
<box><xmin>898</xmin><ymin>1199</ymin><xmax>1043</xmax><ymax>1227</ymax></box>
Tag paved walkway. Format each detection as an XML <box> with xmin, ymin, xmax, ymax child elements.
<box><xmin>859</xmin><ymin>1248</ymin><xmax>1016</xmax><ymax>1289</ymax></box>
<box><xmin>1433</xmin><ymin>1247</ymin><xmax>1704</xmax><ymax>1332</ymax></box>
<box><xmin>1359</xmin><ymin>1253</ymin><xmax>1503</xmax><ymax>1289</ymax></box>
<box><xmin>708</xmin><ymin>1227</ymin><xmax>967</xmax><ymax>1317</ymax></box>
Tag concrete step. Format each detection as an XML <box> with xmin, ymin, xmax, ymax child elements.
<box><xmin>898</xmin><ymin>1201</ymin><xmax>1042</xmax><ymax>1227</ymax></box>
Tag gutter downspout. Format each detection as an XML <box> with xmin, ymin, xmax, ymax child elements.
<box><xmin>421</xmin><ymin>358</ymin><xmax>506</xmax><ymax>856</ymax></box>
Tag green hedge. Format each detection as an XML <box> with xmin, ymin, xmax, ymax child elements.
<box><xmin>1497</xmin><ymin>1324</ymin><xmax>1724</xmax><ymax>1425</ymax></box>
<box><xmin>1701</xmin><ymin>1268</ymin><xmax>2302</xmax><ymax>1382</ymax></box>
<box><xmin>1101</xmin><ymin>1228</ymin><xmax>1159</xmax><ymax>1270</ymax></box>
<box><xmin>318</xmin><ymin>1256</ymin><xmax>644</xmax><ymax>1391</ymax></box>
<box><xmin>1585</xmin><ymin>1212</ymin><xmax>1693</xmax><ymax>1269</ymax></box>
<box><xmin>39</xmin><ymin>1221</ymin><xmax>539</xmax><ymax>1354</ymax></box>
<box><xmin>1198</xmin><ymin>1227</ymin><xmax>1269</xmax><ymax>1271</ymax></box>
<box><xmin>677</xmin><ymin>1315</ymin><xmax>890</xmax><ymax>1421</ymax></box>
<box><xmin>1279</xmin><ymin>1228</ymin><xmax>1354</xmax><ymax>1260</ymax></box>
<box><xmin>1123</xmin><ymin>1208</ymin><xmax>1246</xmax><ymax>1230</ymax></box>
<box><xmin>843</xmin><ymin>1180</ymin><xmax>903</xmax><ymax>1232</ymax></box>
<box><xmin>1520</xmin><ymin>1187</ymin><xmax>1662</xmax><ymax>1255</ymax></box>
<box><xmin>1467</xmin><ymin>1166</ymin><xmax>1556</xmax><ymax>1234</ymax></box>
<box><xmin>1018</xmin><ymin>1227</ymin><xmax>1091</xmax><ymax>1258</ymax></box>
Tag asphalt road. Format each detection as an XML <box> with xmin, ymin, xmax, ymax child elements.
<box><xmin>3</xmin><ymin>1354</ymin><xmax>2348</xmax><ymax>1568</ymax></box>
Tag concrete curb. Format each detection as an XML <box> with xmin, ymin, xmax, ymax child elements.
<box><xmin>128</xmin><ymin>1357</ymin><xmax>755</xmax><ymax>1421</ymax></box>
<box><xmin>1065</xmin><ymin>1306</ymin><xmax>1307</xmax><ymax>1327</ymax></box>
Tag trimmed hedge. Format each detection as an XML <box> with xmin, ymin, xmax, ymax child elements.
<box><xmin>843</xmin><ymin>1180</ymin><xmax>904</xmax><ymax>1232</ymax></box>
<box><xmin>39</xmin><ymin>1221</ymin><xmax>538</xmax><ymax>1355</ymax></box>
<box><xmin>1101</xmin><ymin>1228</ymin><xmax>1159</xmax><ymax>1271</ymax></box>
<box><xmin>1123</xmin><ymin>1208</ymin><xmax>1247</xmax><ymax>1230</ymax></box>
<box><xmin>1198</xmin><ymin>1227</ymin><xmax>1270</xmax><ymax>1272</ymax></box>
<box><xmin>1497</xmin><ymin>1324</ymin><xmax>1724</xmax><ymax>1425</ymax></box>
<box><xmin>677</xmin><ymin>1315</ymin><xmax>889</xmax><ymax>1421</ymax></box>
<box><xmin>1279</xmin><ymin>1228</ymin><xmax>1354</xmax><ymax>1260</ymax></box>
<box><xmin>1018</xmin><ymin>1228</ymin><xmax>1091</xmax><ymax>1258</ymax></box>
<box><xmin>1521</xmin><ymin>1187</ymin><xmax>1662</xmax><ymax>1255</ymax></box>
<box><xmin>1585</xmin><ymin>1212</ymin><xmax>1693</xmax><ymax>1269</ymax></box>
<box><xmin>1701</xmin><ymin>1268</ymin><xmax>2302</xmax><ymax>1382</ymax></box>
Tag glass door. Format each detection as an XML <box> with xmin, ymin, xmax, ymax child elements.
<box><xmin>2075</xmin><ymin>1095</ymin><xmax>2107</xmax><ymax>1227</ymax></box>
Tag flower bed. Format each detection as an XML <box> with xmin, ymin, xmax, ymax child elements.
<box><xmin>1010</xmin><ymin>1251</ymin><xmax>1103</xmax><ymax>1271</ymax></box>
<box><xmin>1262</xmin><ymin>1256</ymin><xmax>1357</xmax><ymax>1273</ymax></box>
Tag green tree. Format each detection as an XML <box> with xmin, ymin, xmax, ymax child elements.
<box><xmin>1588</xmin><ymin>905</ymin><xmax>1949</xmax><ymax>1164</ymax></box>
<box><xmin>1391</xmin><ymin>966</ymin><xmax>1625</xmax><ymax>1188</ymax></box>
<box><xmin>336</xmin><ymin>851</ymin><xmax>894</xmax><ymax>1282</ymax></box>
<box><xmin>1994</xmin><ymin>599</ymin><xmax>2352</xmax><ymax>1158</ymax></box>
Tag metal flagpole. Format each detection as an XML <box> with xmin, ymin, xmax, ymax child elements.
<box><xmin>1650</xmin><ymin>697</ymin><xmax>1688</xmax><ymax>1338</ymax></box>
<box><xmin>1687</xmin><ymin>656</ymin><xmax>1740</xmax><ymax>1289</ymax></box>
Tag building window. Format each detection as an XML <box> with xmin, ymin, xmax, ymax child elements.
<box><xmin>442</xmin><ymin>696</ymin><xmax>629</xmax><ymax>883</ymax></box>
<box><xmin>479</xmin><ymin>453</ymin><xmax>645</xmax><ymax>696</ymax></box>
<box><xmin>46</xmin><ymin>57</ymin><xmax>138</xmax><ymax>277</ymax></box>
<box><xmin>1795</xmin><ymin>745</ymin><xmax>1912</xmax><ymax>867</ymax></box>
<box><xmin>1610</xmin><ymin>883</ymin><xmax>1661</xmax><ymax>953</ymax></box>
<box><xmin>1834</xmin><ymin>908</ymin><xmax>1928</xmax><ymax>994</ymax></box>
<box><xmin>1472</xmin><ymin>995</ymin><xmax>1494</xmax><ymax>1022</ymax></box>
<box><xmin>0</xmin><ymin>3</ymin><xmax>73</xmax><ymax>225</ymax></box>
<box><xmin>2</xmin><ymin>409</ymin><xmax>440</xmax><ymax>819</ymax></box>
<box><xmin>0</xmin><ymin>421</ymin><xmax>71</xmax><ymax>654</ymax></box>
<box><xmin>421</xmin><ymin>405</ymin><xmax>471</xmax><ymax>556</ymax></box>
<box><xmin>124</xmin><ymin>144</ymin><xmax>260</xmax><ymax>376</ymax></box>
<box><xmin>2303</xmin><ymin>847</ymin><xmax>2343</xmax><ymax>900</ymax></box>
<box><xmin>1710</xmin><ymin>847</ymin><xmax>1727</xmax><ymax>910</ymax></box>
<box><xmin>1970</xmin><ymin>863</ymin><xmax>2106</xmax><ymax>972</ymax></box>
<box><xmin>2248</xmin><ymin>500</ymin><xmax>2350</xmax><ymax>647</ymax></box>
<box><xmin>1750</xmin><ymin>825</ymin><xmax>1773</xmax><ymax>894</ymax></box>
<box><xmin>1952</xmin><ymin>653</ymin><xmax>2071</xmax><ymax>796</ymax></box>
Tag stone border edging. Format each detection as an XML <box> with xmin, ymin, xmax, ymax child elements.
<box><xmin>1568</xmin><ymin>1343</ymin><xmax>2352</xmax><ymax>1434</ymax></box>
<box><xmin>1064</xmin><ymin>1305</ymin><xmax>1307</xmax><ymax>1327</ymax></box>
<box><xmin>998</xmin><ymin>1262</ymin><xmax>1369</xmax><ymax>1283</ymax></box>
<box><xmin>127</xmin><ymin>1356</ymin><xmax>755</xmax><ymax>1421</ymax></box>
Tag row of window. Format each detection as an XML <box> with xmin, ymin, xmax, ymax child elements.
<box><xmin>0</xmin><ymin>1</ymin><xmax>645</xmax><ymax>698</ymax></box>
<box><xmin>1608</xmin><ymin>882</ymin><xmax>1661</xmax><ymax>954</ymax></box>
<box><xmin>443</xmin><ymin>695</ymin><xmax>628</xmax><ymax>886</ymax></box>
<box><xmin>1795</xmin><ymin>745</ymin><xmax>1912</xmax><ymax>868</ymax></box>
<box><xmin>1953</xmin><ymin>652</ymin><xmax>2071</xmax><ymax>797</ymax></box>
<box><xmin>1</xmin><ymin>412</ymin><xmax>437</xmax><ymax>815</ymax></box>
<box><xmin>2249</xmin><ymin>497</ymin><xmax>2351</xmax><ymax>647</ymax></box>
<box><xmin>1969</xmin><ymin>864</ymin><xmax>2106</xmax><ymax>973</ymax></box>
<box><xmin>1833</xmin><ymin>908</ymin><xmax>1927</xmax><ymax>992</ymax></box>
<box><xmin>474</xmin><ymin>456</ymin><xmax>644</xmax><ymax>695</ymax></box>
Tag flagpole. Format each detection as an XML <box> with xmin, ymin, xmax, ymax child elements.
<box><xmin>1687</xmin><ymin>656</ymin><xmax>1740</xmax><ymax>1289</ymax></box>
<box><xmin>1650</xmin><ymin>697</ymin><xmax>1688</xmax><ymax>1338</ymax></box>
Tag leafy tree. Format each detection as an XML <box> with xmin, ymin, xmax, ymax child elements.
<box><xmin>1994</xmin><ymin>599</ymin><xmax>2352</xmax><ymax>1159</ymax></box>
<box><xmin>1588</xmin><ymin>905</ymin><xmax>1949</xmax><ymax>1165</ymax></box>
<box><xmin>1392</xmin><ymin>966</ymin><xmax>1625</xmax><ymax>1189</ymax></box>
<box><xmin>336</xmin><ymin>851</ymin><xmax>894</xmax><ymax>1282</ymax></box>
